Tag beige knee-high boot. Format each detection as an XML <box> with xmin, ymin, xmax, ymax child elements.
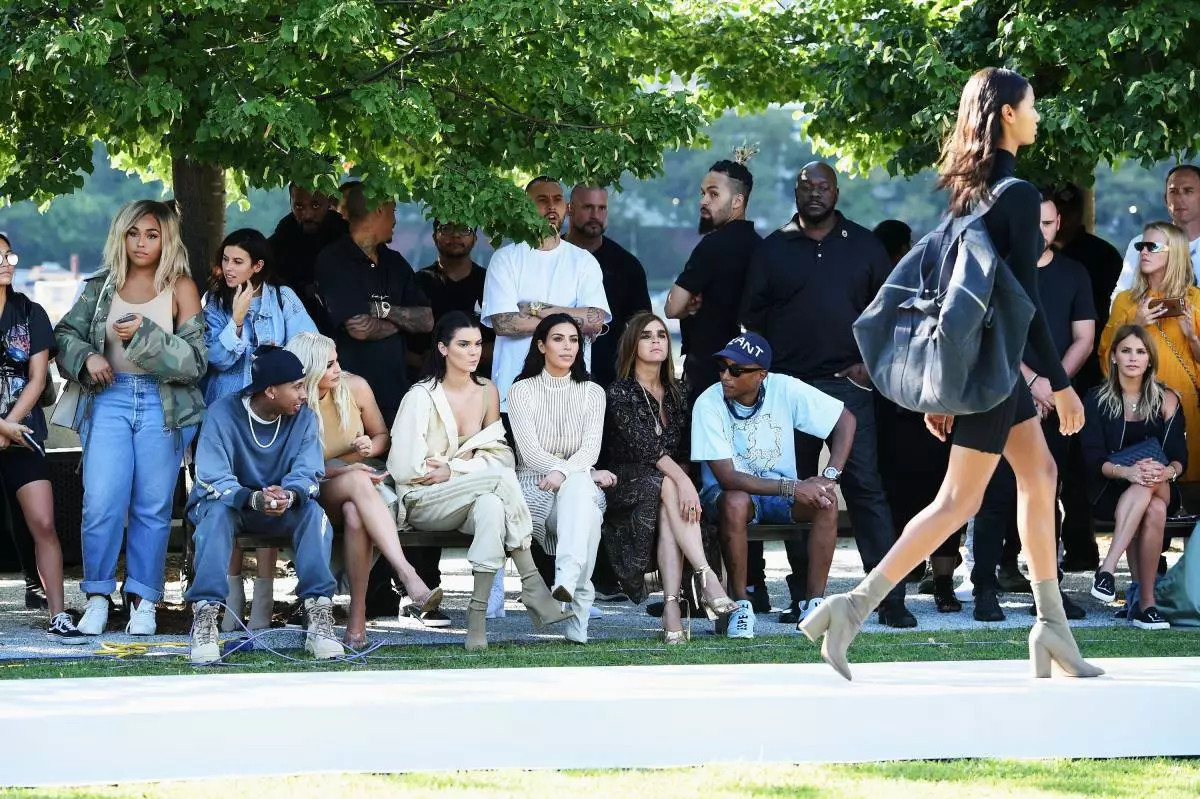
<box><xmin>799</xmin><ymin>570</ymin><xmax>896</xmax><ymax>682</ymax></box>
<box><xmin>509</xmin><ymin>546</ymin><xmax>572</xmax><ymax>629</ymax></box>
<box><xmin>466</xmin><ymin>571</ymin><xmax>493</xmax><ymax>651</ymax></box>
<box><xmin>1029</xmin><ymin>579</ymin><xmax>1104</xmax><ymax>678</ymax></box>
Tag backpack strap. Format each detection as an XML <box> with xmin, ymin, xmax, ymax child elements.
<box><xmin>965</xmin><ymin>177</ymin><xmax>1022</xmax><ymax>224</ymax></box>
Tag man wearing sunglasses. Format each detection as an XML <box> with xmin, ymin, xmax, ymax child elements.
<box><xmin>1111</xmin><ymin>164</ymin><xmax>1200</xmax><ymax>306</ymax></box>
<box><xmin>691</xmin><ymin>332</ymin><xmax>856</xmax><ymax>639</ymax></box>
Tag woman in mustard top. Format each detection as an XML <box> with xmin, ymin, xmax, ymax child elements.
<box><xmin>1102</xmin><ymin>220</ymin><xmax>1200</xmax><ymax>496</ymax></box>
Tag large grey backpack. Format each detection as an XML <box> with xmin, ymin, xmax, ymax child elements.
<box><xmin>852</xmin><ymin>178</ymin><xmax>1035</xmax><ymax>415</ymax></box>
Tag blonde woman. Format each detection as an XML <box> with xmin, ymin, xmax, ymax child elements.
<box><xmin>54</xmin><ymin>200</ymin><xmax>206</xmax><ymax>636</ymax></box>
<box><xmin>286</xmin><ymin>332</ymin><xmax>440</xmax><ymax>647</ymax></box>
<box><xmin>1102</xmin><ymin>221</ymin><xmax>1200</xmax><ymax>493</ymax></box>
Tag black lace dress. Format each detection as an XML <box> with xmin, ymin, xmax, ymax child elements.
<box><xmin>601</xmin><ymin>378</ymin><xmax>721</xmax><ymax>603</ymax></box>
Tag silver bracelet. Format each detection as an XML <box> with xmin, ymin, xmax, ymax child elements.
<box><xmin>779</xmin><ymin>478</ymin><xmax>796</xmax><ymax>498</ymax></box>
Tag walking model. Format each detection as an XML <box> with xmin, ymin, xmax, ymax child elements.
<box><xmin>799</xmin><ymin>67</ymin><xmax>1105</xmax><ymax>681</ymax></box>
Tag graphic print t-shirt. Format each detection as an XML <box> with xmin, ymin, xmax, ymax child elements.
<box><xmin>0</xmin><ymin>295</ymin><xmax>54</xmax><ymax>441</ymax></box>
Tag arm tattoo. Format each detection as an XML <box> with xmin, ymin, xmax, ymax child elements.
<box><xmin>490</xmin><ymin>311</ymin><xmax>530</xmax><ymax>336</ymax></box>
<box><xmin>387</xmin><ymin>306</ymin><xmax>434</xmax><ymax>334</ymax></box>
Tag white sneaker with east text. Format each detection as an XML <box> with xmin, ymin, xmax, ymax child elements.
<box><xmin>727</xmin><ymin>599</ymin><xmax>755</xmax><ymax>639</ymax></box>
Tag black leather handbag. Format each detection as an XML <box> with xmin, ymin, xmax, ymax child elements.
<box><xmin>1109</xmin><ymin>437</ymin><xmax>1169</xmax><ymax>467</ymax></box>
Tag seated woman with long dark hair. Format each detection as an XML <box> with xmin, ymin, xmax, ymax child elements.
<box><xmin>508</xmin><ymin>313</ymin><xmax>612</xmax><ymax>644</ymax></box>
<box><xmin>286</xmin><ymin>332</ymin><xmax>442</xmax><ymax>647</ymax></box>
<box><xmin>601</xmin><ymin>312</ymin><xmax>736</xmax><ymax>643</ymax></box>
<box><xmin>1082</xmin><ymin>324</ymin><xmax>1184</xmax><ymax>631</ymax></box>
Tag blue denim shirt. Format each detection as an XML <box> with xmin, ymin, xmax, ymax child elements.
<box><xmin>202</xmin><ymin>283</ymin><xmax>316</xmax><ymax>404</ymax></box>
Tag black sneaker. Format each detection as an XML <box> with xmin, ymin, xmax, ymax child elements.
<box><xmin>974</xmin><ymin>589</ymin><xmax>1005</xmax><ymax>622</ymax></box>
<box><xmin>778</xmin><ymin>601</ymin><xmax>802</xmax><ymax>625</ymax></box>
<box><xmin>595</xmin><ymin>587</ymin><xmax>630</xmax><ymax>603</ymax></box>
<box><xmin>878</xmin><ymin>599</ymin><xmax>917</xmax><ymax>628</ymax></box>
<box><xmin>996</xmin><ymin>565</ymin><xmax>1032</xmax><ymax>593</ymax></box>
<box><xmin>1091</xmin><ymin>571</ymin><xmax>1117</xmax><ymax>603</ymax></box>
<box><xmin>1029</xmin><ymin>591</ymin><xmax>1085</xmax><ymax>620</ymax></box>
<box><xmin>747</xmin><ymin>581</ymin><xmax>772</xmax><ymax>614</ymax></box>
<box><xmin>933</xmin><ymin>576</ymin><xmax>962</xmax><ymax>613</ymax></box>
<box><xmin>47</xmin><ymin>612</ymin><xmax>87</xmax><ymax>645</ymax></box>
<box><xmin>1131</xmin><ymin>605</ymin><xmax>1170</xmax><ymax>630</ymax></box>
<box><xmin>25</xmin><ymin>583</ymin><xmax>48</xmax><ymax>610</ymax></box>
<box><xmin>401</xmin><ymin>604</ymin><xmax>452</xmax><ymax>628</ymax></box>
<box><xmin>1060</xmin><ymin>553</ymin><xmax>1098</xmax><ymax>573</ymax></box>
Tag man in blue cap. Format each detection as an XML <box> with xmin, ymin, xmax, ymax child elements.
<box><xmin>691</xmin><ymin>332</ymin><xmax>857</xmax><ymax>639</ymax></box>
<box><xmin>185</xmin><ymin>346</ymin><xmax>339</xmax><ymax>664</ymax></box>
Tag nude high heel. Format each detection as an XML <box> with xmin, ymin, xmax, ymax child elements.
<box><xmin>798</xmin><ymin>570</ymin><xmax>896</xmax><ymax>682</ymax></box>
<box><xmin>509</xmin><ymin>546</ymin><xmax>573</xmax><ymax>628</ymax></box>
<box><xmin>1029</xmin><ymin>579</ymin><xmax>1104</xmax><ymax>678</ymax></box>
<box><xmin>466</xmin><ymin>571</ymin><xmax>493</xmax><ymax>652</ymax></box>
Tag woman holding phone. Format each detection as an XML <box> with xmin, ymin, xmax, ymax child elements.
<box><xmin>1101</xmin><ymin>221</ymin><xmax>1200</xmax><ymax>494</ymax></box>
<box><xmin>0</xmin><ymin>233</ymin><xmax>83</xmax><ymax>642</ymax></box>
<box><xmin>54</xmin><ymin>200</ymin><xmax>207</xmax><ymax>637</ymax></box>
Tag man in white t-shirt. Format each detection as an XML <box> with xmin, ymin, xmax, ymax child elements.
<box><xmin>481</xmin><ymin>176</ymin><xmax>612</xmax><ymax>412</ymax></box>
<box><xmin>1110</xmin><ymin>165</ymin><xmax>1200</xmax><ymax>307</ymax></box>
<box><xmin>691</xmin><ymin>332</ymin><xmax>856</xmax><ymax>640</ymax></box>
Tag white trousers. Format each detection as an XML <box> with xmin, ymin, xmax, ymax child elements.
<box><xmin>406</xmin><ymin>489</ymin><xmax>510</xmax><ymax>573</ymax></box>
<box><xmin>546</xmin><ymin>472</ymin><xmax>604</xmax><ymax>642</ymax></box>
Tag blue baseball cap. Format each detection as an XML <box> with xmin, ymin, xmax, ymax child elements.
<box><xmin>244</xmin><ymin>346</ymin><xmax>306</xmax><ymax>395</ymax></box>
<box><xmin>714</xmin><ymin>332</ymin><xmax>772</xmax><ymax>370</ymax></box>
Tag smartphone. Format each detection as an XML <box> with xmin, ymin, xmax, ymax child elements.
<box><xmin>21</xmin><ymin>431</ymin><xmax>45</xmax><ymax>457</ymax></box>
<box><xmin>115</xmin><ymin>313</ymin><xmax>138</xmax><ymax>324</ymax></box>
<box><xmin>1150</xmin><ymin>297</ymin><xmax>1185</xmax><ymax>318</ymax></box>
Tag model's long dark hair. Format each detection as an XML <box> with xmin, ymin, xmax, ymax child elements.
<box><xmin>615</xmin><ymin>312</ymin><xmax>682</xmax><ymax>405</ymax></box>
<box><xmin>422</xmin><ymin>310</ymin><xmax>485</xmax><ymax>385</ymax></box>
<box><xmin>208</xmin><ymin>228</ymin><xmax>278</xmax><ymax>311</ymax></box>
<box><xmin>515</xmin><ymin>313</ymin><xmax>589</xmax><ymax>383</ymax></box>
<box><xmin>937</xmin><ymin>67</ymin><xmax>1031</xmax><ymax>216</ymax></box>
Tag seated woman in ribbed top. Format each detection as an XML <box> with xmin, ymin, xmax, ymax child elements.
<box><xmin>507</xmin><ymin>314</ymin><xmax>613</xmax><ymax>644</ymax></box>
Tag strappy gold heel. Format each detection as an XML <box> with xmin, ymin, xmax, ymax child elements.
<box><xmin>660</xmin><ymin>595</ymin><xmax>691</xmax><ymax>645</ymax></box>
<box><xmin>693</xmin><ymin>565</ymin><xmax>738</xmax><ymax>619</ymax></box>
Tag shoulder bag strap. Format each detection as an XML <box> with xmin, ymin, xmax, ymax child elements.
<box><xmin>1155</xmin><ymin>323</ymin><xmax>1200</xmax><ymax>397</ymax></box>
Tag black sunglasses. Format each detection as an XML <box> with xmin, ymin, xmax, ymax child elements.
<box><xmin>1134</xmin><ymin>241</ymin><xmax>1169</xmax><ymax>254</ymax></box>
<box><xmin>716</xmin><ymin>363</ymin><xmax>764</xmax><ymax>377</ymax></box>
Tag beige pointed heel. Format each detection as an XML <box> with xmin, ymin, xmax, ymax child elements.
<box><xmin>1029</xmin><ymin>579</ymin><xmax>1105</xmax><ymax>679</ymax></box>
<box><xmin>798</xmin><ymin>594</ymin><xmax>861</xmax><ymax>681</ymax></box>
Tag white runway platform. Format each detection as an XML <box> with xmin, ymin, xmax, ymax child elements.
<box><xmin>3</xmin><ymin>657</ymin><xmax>1199</xmax><ymax>786</ymax></box>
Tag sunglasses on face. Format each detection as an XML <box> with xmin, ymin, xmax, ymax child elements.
<box><xmin>716</xmin><ymin>363</ymin><xmax>763</xmax><ymax>378</ymax></box>
<box><xmin>0</xmin><ymin>251</ymin><xmax>17</xmax><ymax>267</ymax></box>
<box><xmin>1134</xmin><ymin>241</ymin><xmax>1169</xmax><ymax>254</ymax></box>
<box><xmin>437</xmin><ymin>224</ymin><xmax>474</xmax><ymax>237</ymax></box>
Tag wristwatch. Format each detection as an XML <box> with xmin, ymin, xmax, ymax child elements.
<box><xmin>527</xmin><ymin>301</ymin><xmax>547</xmax><ymax>318</ymax></box>
<box><xmin>822</xmin><ymin>466</ymin><xmax>842</xmax><ymax>482</ymax></box>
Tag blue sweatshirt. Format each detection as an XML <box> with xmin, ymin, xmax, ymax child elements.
<box><xmin>189</xmin><ymin>394</ymin><xmax>324</xmax><ymax>512</ymax></box>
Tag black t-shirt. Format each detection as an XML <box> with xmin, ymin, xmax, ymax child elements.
<box><xmin>1059</xmin><ymin>230</ymin><xmax>1123</xmax><ymax>390</ymax></box>
<box><xmin>589</xmin><ymin>236</ymin><xmax>651</xmax><ymax>388</ymax></box>
<box><xmin>675</xmin><ymin>219</ymin><xmax>762</xmax><ymax>393</ymax></box>
<box><xmin>410</xmin><ymin>262</ymin><xmax>494</xmax><ymax>364</ymax></box>
<box><xmin>0</xmin><ymin>293</ymin><xmax>53</xmax><ymax>442</ymax></box>
<box><xmin>1022</xmin><ymin>253</ymin><xmax>1096</xmax><ymax>378</ymax></box>
<box><xmin>314</xmin><ymin>236</ymin><xmax>429</xmax><ymax>423</ymax></box>
<box><xmin>740</xmin><ymin>212</ymin><xmax>892</xmax><ymax>381</ymax></box>
<box><xmin>268</xmin><ymin>211</ymin><xmax>349</xmax><ymax>336</ymax></box>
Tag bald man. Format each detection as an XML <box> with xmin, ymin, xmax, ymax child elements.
<box><xmin>740</xmin><ymin>161</ymin><xmax>915</xmax><ymax>629</ymax></box>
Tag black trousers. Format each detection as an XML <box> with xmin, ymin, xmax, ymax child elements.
<box><xmin>971</xmin><ymin>414</ymin><xmax>1069</xmax><ymax>590</ymax></box>
<box><xmin>780</xmin><ymin>378</ymin><xmax>904</xmax><ymax>606</ymax></box>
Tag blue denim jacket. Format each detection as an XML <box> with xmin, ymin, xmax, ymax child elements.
<box><xmin>202</xmin><ymin>283</ymin><xmax>316</xmax><ymax>404</ymax></box>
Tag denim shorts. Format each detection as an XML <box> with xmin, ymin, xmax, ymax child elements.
<box><xmin>700</xmin><ymin>486</ymin><xmax>795</xmax><ymax>525</ymax></box>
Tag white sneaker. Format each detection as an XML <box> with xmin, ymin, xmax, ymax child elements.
<box><xmin>77</xmin><ymin>595</ymin><xmax>109</xmax><ymax>636</ymax></box>
<box><xmin>304</xmin><ymin>597</ymin><xmax>345</xmax><ymax>660</ymax></box>
<box><xmin>727</xmin><ymin>599</ymin><xmax>755</xmax><ymax>639</ymax></box>
<box><xmin>588</xmin><ymin>604</ymin><xmax>602</xmax><ymax>619</ymax></box>
<box><xmin>798</xmin><ymin>597</ymin><xmax>824</xmax><ymax>624</ymax></box>
<box><xmin>486</xmin><ymin>570</ymin><xmax>506</xmax><ymax>619</ymax></box>
<box><xmin>190</xmin><ymin>601</ymin><xmax>221</xmax><ymax>665</ymax></box>
<box><xmin>954</xmin><ymin>570</ymin><xmax>975</xmax><ymax>603</ymax></box>
<box><xmin>125</xmin><ymin>598</ymin><xmax>157</xmax><ymax>635</ymax></box>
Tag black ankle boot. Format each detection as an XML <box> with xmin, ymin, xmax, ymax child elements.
<box><xmin>933</xmin><ymin>576</ymin><xmax>962</xmax><ymax>613</ymax></box>
<box><xmin>973</xmin><ymin>588</ymin><xmax>1005</xmax><ymax>622</ymax></box>
<box><xmin>25</xmin><ymin>580</ymin><xmax>48</xmax><ymax>610</ymax></box>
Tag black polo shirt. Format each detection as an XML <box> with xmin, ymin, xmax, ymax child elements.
<box><xmin>1022</xmin><ymin>253</ymin><xmax>1096</xmax><ymax>379</ymax></box>
<box><xmin>589</xmin><ymin>236</ymin><xmax>651</xmax><ymax>387</ymax></box>
<box><xmin>314</xmin><ymin>235</ymin><xmax>429</xmax><ymax>422</ymax></box>
<box><xmin>410</xmin><ymin>261</ymin><xmax>494</xmax><ymax>365</ymax></box>
<box><xmin>675</xmin><ymin>219</ymin><xmax>762</xmax><ymax>394</ymax></box>
<box><xmin>740</xmin><ymin>212</ymin><xmax>892</xmax><ymax>381</ymax></box>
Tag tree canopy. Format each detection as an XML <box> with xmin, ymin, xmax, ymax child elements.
<box><xmin>0</xmin><ymin>0</ymin><xmax>703</xmax><ymax>244</ymax></box>
<box><xmin>653</xmin><ymin>1</ymin><xmax>1200</xmax><ymax>185</ymax></box>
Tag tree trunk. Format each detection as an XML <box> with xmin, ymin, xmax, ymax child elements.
<box><xmin>171</xmin><ymin>156</ymin><xmax>226</xmax><ymax>287</ymax></box>
<box><xmin>1082</xmin><ymin>186</ymin><xmax>1096</xmax><ymax>233</ymax></box>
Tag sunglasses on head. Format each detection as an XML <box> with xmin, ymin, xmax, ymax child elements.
<box><xmin>1134</xmin><ymin>241</ymin><xmax>1169</xmax><ymax>254</ymax></box>
<box><xmin>716</xmin><ymin>363</ymin><xmax>763</xmax><ymax>377</ymax></box>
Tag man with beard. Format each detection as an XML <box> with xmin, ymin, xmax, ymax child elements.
<box><xmin>410</xmin><ymin>221</ymin><xmax>494</xmax><ymax>381</ymax></box>
<box><xmin>481</xmin><ymin>176</ymin><xmax>610</xmax><ymax>414</ymax></box>
<box><xmin>565</xmin><ymin>185</ymin><xmax>651</xmax><ymax>388</ymax></box>
<box><xmin>665</xmin><ymin>158</ymin><xmax>762</xmax><ymax>402</ymax></box>
<box><xmin>269</xmin><ymin>184</ymin><xmax>349</xmax><ymax>334</ymax></box>
<box><xmin>741</xmin><ymin>162</ymin><xmax>915</xmax><ymax>629</ymax></box>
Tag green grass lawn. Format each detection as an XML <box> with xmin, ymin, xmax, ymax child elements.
<box><xmin>3</xmin><ymin>626</ymin><xmax>1197</xmax><ymax>681</ymax></box>
<box><xmin>4</xmin><ymin>759</ymin><xmax>1200</xmax><ymax>798</ymax></box>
